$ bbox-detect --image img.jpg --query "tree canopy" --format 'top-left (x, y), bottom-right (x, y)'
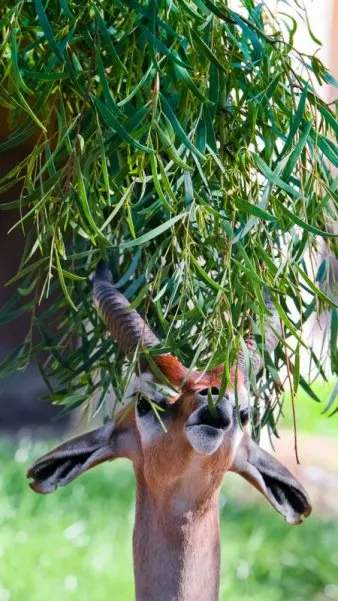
top-left (0, 0), bottom-right (337, 436)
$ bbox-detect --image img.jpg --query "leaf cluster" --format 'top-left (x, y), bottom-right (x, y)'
top-left (0, 0), bottom-right (337, 433)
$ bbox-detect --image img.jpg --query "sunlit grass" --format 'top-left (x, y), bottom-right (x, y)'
top-left (0, 437), bottom-right (337, 601)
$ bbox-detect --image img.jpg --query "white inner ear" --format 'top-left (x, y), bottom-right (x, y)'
top-left (129, 371), bottom-right (156, 399)
top-left (126, 371), bottom-right (178, 403)
top-left (126, 372), bottom-right (173, 445)
top-left (242, 461), bottom-right (304, 525)
top-left (227, 385), bottom-right (250, 409)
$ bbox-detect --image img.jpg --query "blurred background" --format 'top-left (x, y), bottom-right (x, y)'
top-left (0, 1), bottom-right (337, 600)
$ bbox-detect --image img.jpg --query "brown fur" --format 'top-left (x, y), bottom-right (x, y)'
top-left (109, 382), bottom-right (236, 601)
top-left (28, 358), bottom-right (311, 600)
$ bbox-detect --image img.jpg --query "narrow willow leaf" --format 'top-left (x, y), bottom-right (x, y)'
top-left (270, 295), bottom-right (306, 346)
top-left (16, 88), bottom-right (47, 132)
top-left (322, 380), bottom-right (338, 414)
top-left (73, 155), bottom-right (107, 243)
top-left (100, 184), bottom-right (134, 232)
top-left (0, 124), bottom-right (37, 152)
top-left (154, 123), bottom-right (193, 171)
top-left (276, 199), bottom-right (338, 239)
top-left (115, 250), bottom-right (141, 288)
top-left (282, 119), bottom-right (312, 180)
top-left (18, 277), bottom-right (39, 296)
top-left (55, 252), bottom-right (77, 311)
top-left (95, 49), bottom-right (124, 117)
top-left (157, 156), bottom-right (176, 201)
top-left (93, 96), bottom-right (153, 153)
top-left (299, 374), bottom-right (321, 403)
top-left (317, 103), bottom-right (338, 138)
top-left (281, 84), bottom-right (308, 157)
top-left (190, 29), bottom-right (226, 73)
top-left (92, 4), bottom-right (126, 72)
top-left (59, 0), bottom-right (75, 19)
top-left (160, 93), bottom-right (205, 160)
top-left (11, 30), bottom-right (32, 94)
top-left (22, 70), bottom-right (69, 81)
top-left (139, 24), bottom-right (190, 70)
top-left (254, 154), bottom-right (305, 200)
top-left (149, 152), bottom-right (175, 213)
top-left (330, 308), bottom-right (338, 365)
top-left (119, 212), bottom-right (187, 249)
top-left (61, 270), bottom-right (86, 281)
top-left (314, 132), bottom-right (338, 168)
top-left (177, 0), bottom-right (205, 21)
top-left (117, 65), bottom-right (153, 107)
top-left (191, 255), bottom-right (227, 292)
top-left (294, 342), bottom-right (300, 394)
top-left (35, 0), bottom-right (64, 61)
top-left (173, 63), bottom-right (212, 105)
top-left (295, 264), bottom-right (338, 307)
top-left (234, 198), bottom-right (277, 221)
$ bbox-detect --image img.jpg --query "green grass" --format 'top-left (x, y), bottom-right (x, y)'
top-left (0, 439), bottom-right (337, 601)
top-left (280, 380), bottom-right (338, 437)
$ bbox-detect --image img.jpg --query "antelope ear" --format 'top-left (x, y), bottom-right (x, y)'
top-left (27, 423), bottom-right (134, 494)
top-left (231, 435), bottom-right (312, 525)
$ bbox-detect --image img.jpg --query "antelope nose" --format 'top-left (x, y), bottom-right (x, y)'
top-left (199, 404), bottom-right (232, 430)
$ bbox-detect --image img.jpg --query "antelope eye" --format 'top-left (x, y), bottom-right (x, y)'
top-left (136, 395), bottom-right (151, 416)
top-left (239, 408), bottom-right (249, 425)
top-left (199, 387), bottom-right (220, 396)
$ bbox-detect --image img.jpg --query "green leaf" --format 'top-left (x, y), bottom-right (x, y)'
top-left (119, 212), bottom-right (187, 249)
top-left (55, 252), bottom-right (77, 311)
top-left (254, 154), bottom-right (305, 201)
top-left (282, 119), bottom-right (312, 181)
top-left (59, 0), bottom-right (75, 19)
top-left (16, 88), bottom-right (47, 132)
top-left (173, 63), bottom-right (212, 105)
top-left (11, 30), bottom-right (32, 94)
top-left (190, 29), bottom-right (226, 73)
top-left (322, 380), bottom-right (338, 414)
top-left (280, 85), bottom-right (308, 157)
top-left (154, 123), bottom-right (193, 170)
top-left (191, 254), bottom-right (227, 292)
top-left (35, 0), bottom-right (64, 61)
top-left (139, 24), bottom-right (190, 70)
top-left (22, 70), bottom-right (69, 81)
top-left (234, 198), bottom-right (277, 222)
top-left (295, 264), bottom-right (338, 307)
top-left (93, 96), bottom-right (153, 153)
top-left (149, 152), bottom-right (175, 213)
top-left (276, 200), bottom-right (338, 239)
top-left (160, 93), bottom-right (205, 161)
top-left (92, 4), bottom-right (126, 72)
top-left (73, 155), bottom-right (108, 243)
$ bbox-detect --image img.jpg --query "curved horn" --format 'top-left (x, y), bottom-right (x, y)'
top-left (93, 260), bottom-right (160, 360)
top-left (235, 292), bottom-right (281, 386)
top-left (208, 292), bottom-right (281, 390)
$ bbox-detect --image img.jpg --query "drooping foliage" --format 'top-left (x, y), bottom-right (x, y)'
top-left (0, 0), bottom-right (337, 434)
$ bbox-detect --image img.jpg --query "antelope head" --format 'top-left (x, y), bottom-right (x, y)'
top-left (28, 261), bottom-right (311, 527)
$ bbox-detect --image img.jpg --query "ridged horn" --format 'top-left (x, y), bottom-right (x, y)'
top-left (93, 260), bottom-right (160, 359)
top-left (235, 292), bottom-right (281, 385)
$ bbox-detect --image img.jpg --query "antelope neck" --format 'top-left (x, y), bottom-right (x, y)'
top-left (133, 478), bottom-right (221, 601)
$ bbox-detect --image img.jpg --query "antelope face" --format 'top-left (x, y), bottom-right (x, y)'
top-left (132, 381), bottom-right (240, 493)
top-left (130, 384), bottom-right (248, 510)
top-left (134, 380), bottom-right (244, 458)
top-left (27, 261), bottom-right (312, 526)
